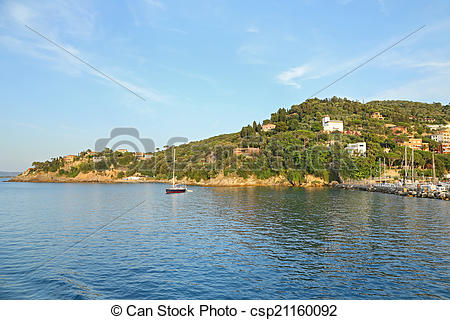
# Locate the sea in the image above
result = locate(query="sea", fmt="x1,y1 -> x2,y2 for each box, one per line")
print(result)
0,178 -> 448,299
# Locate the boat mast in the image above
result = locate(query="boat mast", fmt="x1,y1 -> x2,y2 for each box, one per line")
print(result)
172,147 -> 175,187
432,152 -> 436,184
411,148 -> 414,184
379,158 -> 382,184
404,145 -> 408,184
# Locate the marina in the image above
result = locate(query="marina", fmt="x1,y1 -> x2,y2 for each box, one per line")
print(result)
337,182 -> 450,200
339,145 -> 450,200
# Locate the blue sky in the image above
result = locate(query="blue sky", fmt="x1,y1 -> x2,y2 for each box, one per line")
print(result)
1,0 -> 449,171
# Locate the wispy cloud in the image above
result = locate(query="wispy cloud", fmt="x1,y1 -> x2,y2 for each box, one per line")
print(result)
0,0 -> 96,75
6,2 -> 34,24
275,23 -> 437,93
276,65 -> 311,88
245,26 -> 259,33
372,74 -> 450,102
145,0 -> 165,9
118,79 -> 168,103
237,44 -> 267,64
0,1 -> 168,104
1,0 -> 96,37
377,50 -> 450,74
128,0 -> 187,35
283,34 -> 297,42
159,65 -> 216,85
413,61 -> 450,69
376,0 -> 387,14
14,121 -> 44,130
0,34 -> 85,76
336,0 -> 352,5
371,55 -> 450,102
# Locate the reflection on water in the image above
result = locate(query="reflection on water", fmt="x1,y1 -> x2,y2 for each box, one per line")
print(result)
0,179 -> 448,299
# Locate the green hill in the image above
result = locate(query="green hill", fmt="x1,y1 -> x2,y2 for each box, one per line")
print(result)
24,98 -> 450,185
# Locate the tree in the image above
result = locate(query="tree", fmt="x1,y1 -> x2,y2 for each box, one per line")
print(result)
311,122 -> 321,132
386,152 -> 400,169
276,122 -> 288,132
288,118 -> 300,131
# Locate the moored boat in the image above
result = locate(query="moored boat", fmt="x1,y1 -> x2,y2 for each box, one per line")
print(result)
166,147 -> 187,194
166,185 -> 187,194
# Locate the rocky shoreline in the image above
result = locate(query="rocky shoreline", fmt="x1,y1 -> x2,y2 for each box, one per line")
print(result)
8,172 -> 331,188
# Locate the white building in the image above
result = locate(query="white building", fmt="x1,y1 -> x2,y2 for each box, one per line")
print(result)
322,116 -> 343,133
431,130 -> 450,143
431,133 -> 443,143
426,124 -> 443,131
427,124 -> 450,131
93,156 -> 106,163
345,142 -> 366,156
123,176 -> 142,181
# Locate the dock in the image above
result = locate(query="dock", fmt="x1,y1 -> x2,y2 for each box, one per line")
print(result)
336,183 -> 450,201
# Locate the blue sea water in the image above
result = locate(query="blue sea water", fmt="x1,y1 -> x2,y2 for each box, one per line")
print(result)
0,179 -> 448,299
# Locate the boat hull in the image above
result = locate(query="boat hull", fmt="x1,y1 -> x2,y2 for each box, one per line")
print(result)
166,188 -> 187,194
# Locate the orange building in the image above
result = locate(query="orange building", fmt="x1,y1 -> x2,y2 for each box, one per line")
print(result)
344,129 -> 361,136
371,112 -> 384,120
391,126 -> 407,135
439,142 -> 450,154
64,155 -> 76,162
262,123 -> 276,132
402,138 -> 423,150
233,147 -> 261,156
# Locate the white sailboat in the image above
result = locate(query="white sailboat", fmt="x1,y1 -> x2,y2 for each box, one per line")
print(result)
166,147 -> 187,194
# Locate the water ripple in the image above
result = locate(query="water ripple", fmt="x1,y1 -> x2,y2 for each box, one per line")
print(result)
0,181 -> 448,299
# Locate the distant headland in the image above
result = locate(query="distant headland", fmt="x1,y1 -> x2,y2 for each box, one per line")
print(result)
10,98 -> 450,186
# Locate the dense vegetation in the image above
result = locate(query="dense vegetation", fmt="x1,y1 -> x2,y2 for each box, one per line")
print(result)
28,98 -> 450,184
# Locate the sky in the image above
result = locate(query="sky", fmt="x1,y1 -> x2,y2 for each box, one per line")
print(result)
1,0 -> 450,171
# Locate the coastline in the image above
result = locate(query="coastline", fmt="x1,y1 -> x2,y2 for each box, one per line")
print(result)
8,172 -> 330,188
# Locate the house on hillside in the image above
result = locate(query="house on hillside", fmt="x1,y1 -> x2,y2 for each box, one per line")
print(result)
93,156 -> 106,163
322,116 -> 343,133
344,129 -> 361,136
391,126 -> 408,135
402,138 -> 427,150
116,149 -> 128,153
64,155 -> 76,163
431,129 -> 450,143
371,112 -> 384,120
345,142 -> 366,156
134,152 -> 145,160
441,130 -> 450,142
233,147 -> 261,156
439,142 -> 450,154
262,123 -> 276,132
430,133 -> 443,143
206,152 -> 216,163
426,124 -> 445,131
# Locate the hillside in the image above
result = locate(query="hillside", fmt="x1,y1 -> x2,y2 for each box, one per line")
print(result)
13,98 -> 450,186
